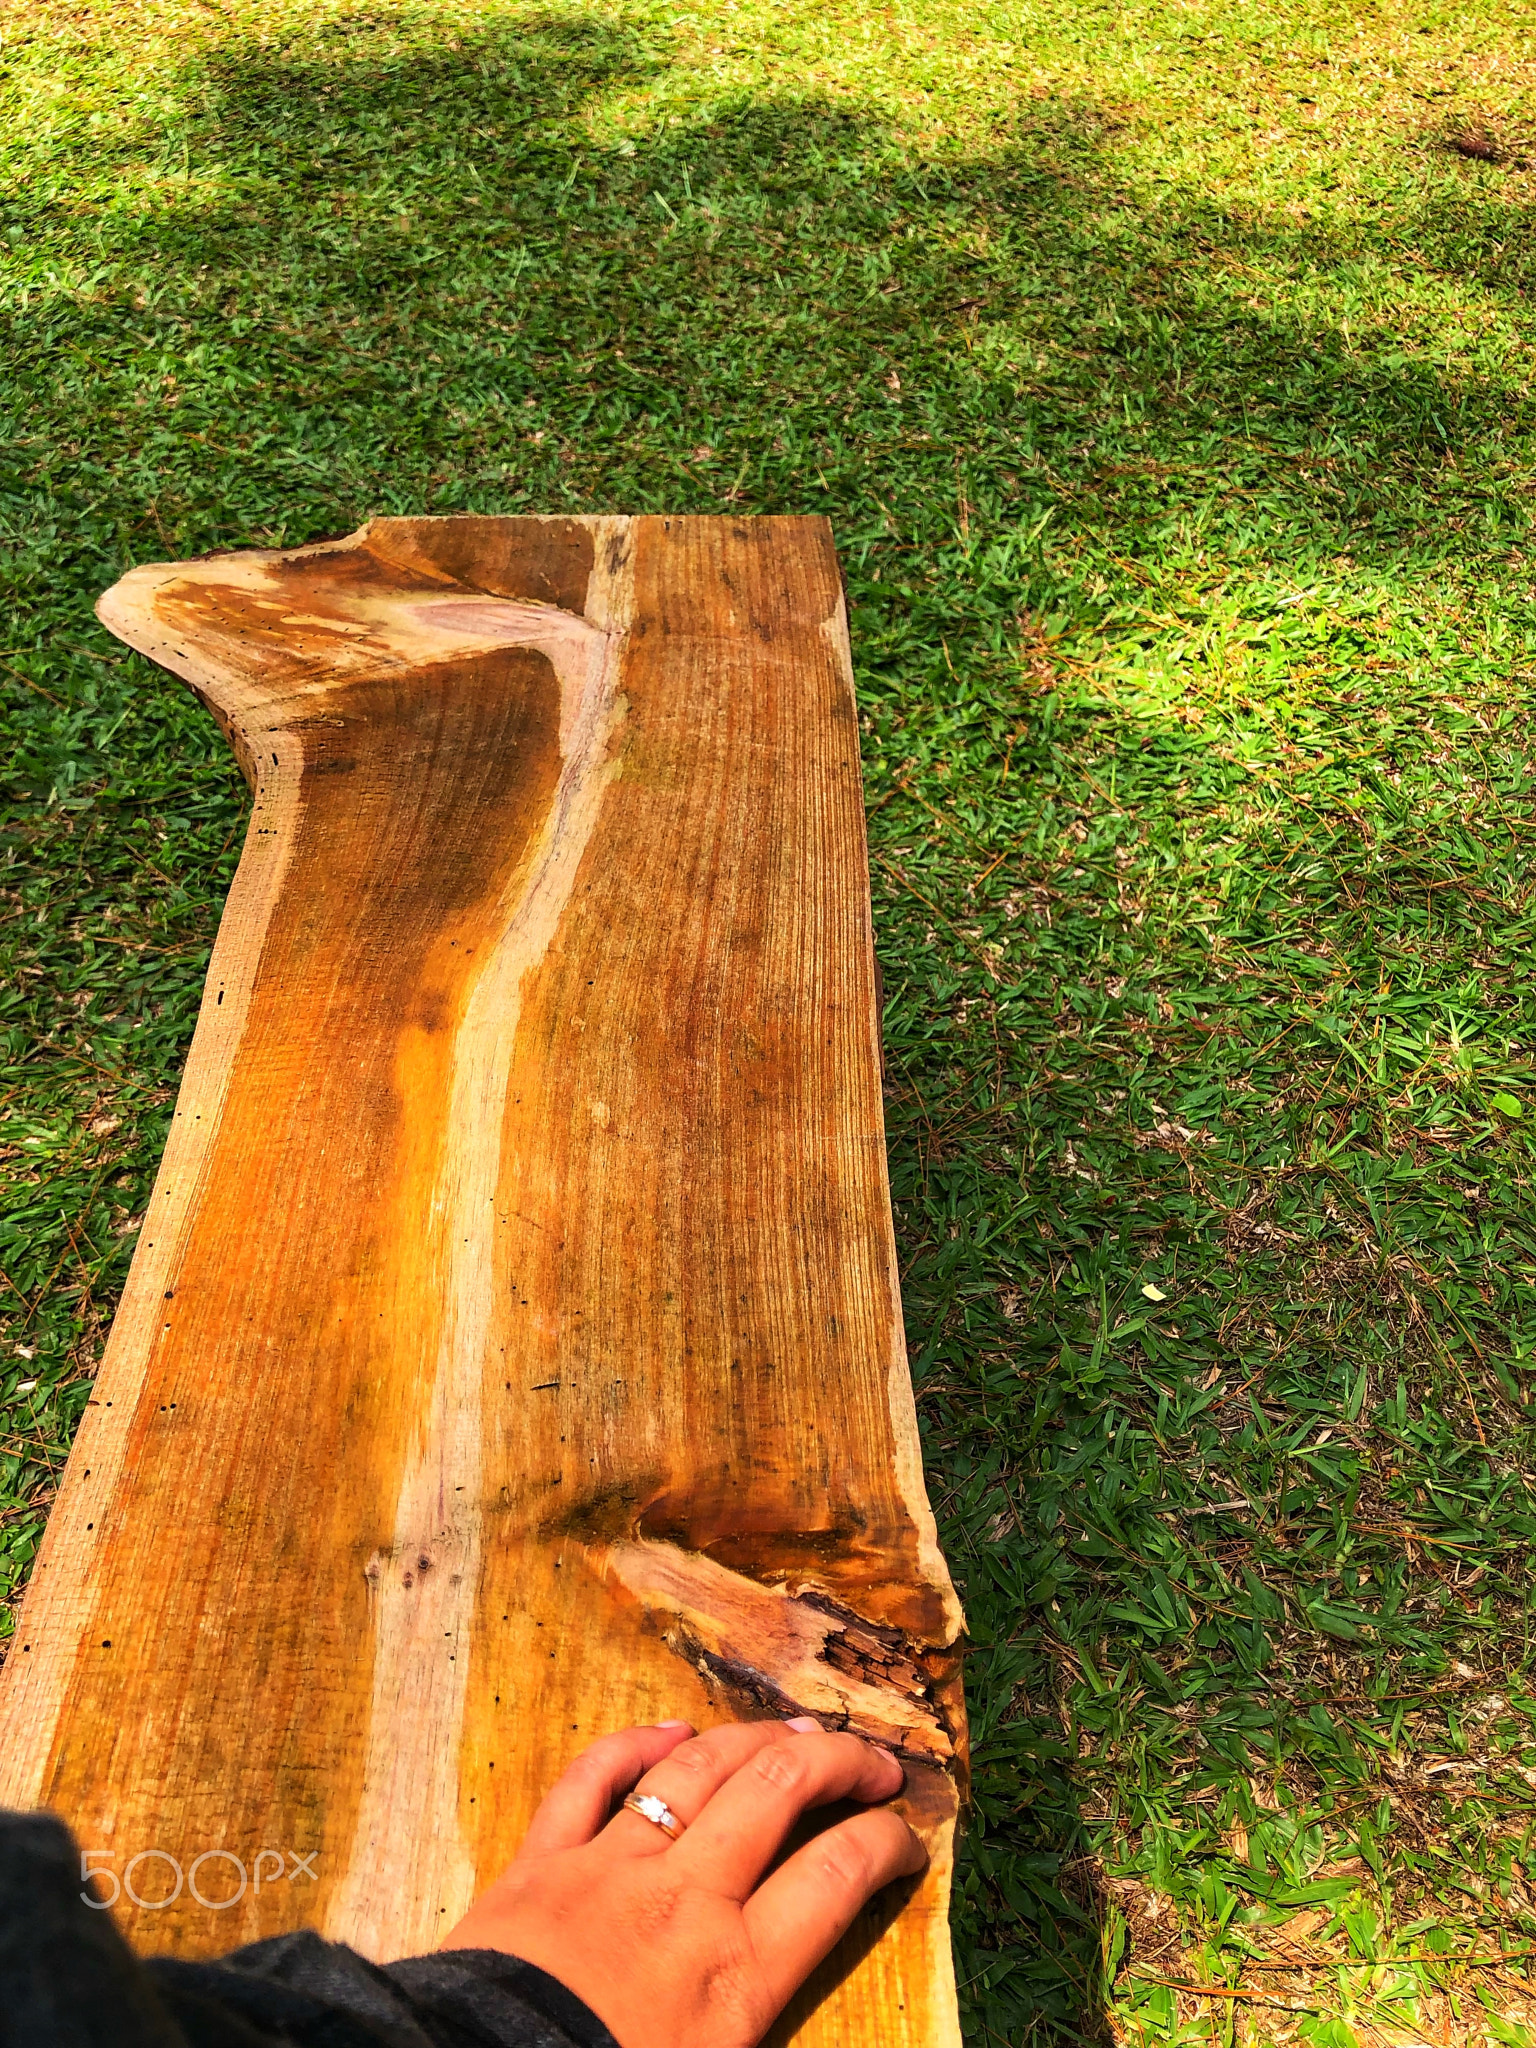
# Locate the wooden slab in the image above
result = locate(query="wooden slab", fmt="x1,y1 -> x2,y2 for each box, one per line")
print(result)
0,516 -> 965,2046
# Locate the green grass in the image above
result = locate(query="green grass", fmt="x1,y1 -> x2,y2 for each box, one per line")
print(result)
6,0 -> 1536,2038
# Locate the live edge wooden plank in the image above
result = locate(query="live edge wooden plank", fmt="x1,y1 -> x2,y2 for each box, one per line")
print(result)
0,515 -> 966,2047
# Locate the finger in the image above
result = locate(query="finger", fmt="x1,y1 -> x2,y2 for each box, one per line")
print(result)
518,1722 -> 695,1857
742,1809 -> 928,2011
674,1729 -> 905,1896
604,1720 -> 796,1857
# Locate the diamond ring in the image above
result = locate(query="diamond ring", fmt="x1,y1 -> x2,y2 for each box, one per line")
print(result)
622,1792 -> 685,1840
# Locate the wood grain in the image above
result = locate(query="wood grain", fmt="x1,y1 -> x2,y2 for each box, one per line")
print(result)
0,515 -> 965,2047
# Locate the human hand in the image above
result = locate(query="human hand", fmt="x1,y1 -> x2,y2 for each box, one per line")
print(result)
441,1718 -> 927,2048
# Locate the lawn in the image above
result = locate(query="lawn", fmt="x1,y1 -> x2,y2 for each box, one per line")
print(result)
5,0 -> 1536,2038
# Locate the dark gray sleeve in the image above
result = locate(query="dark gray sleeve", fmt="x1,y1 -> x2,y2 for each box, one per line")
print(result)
0,1807 -> 619,2048
155,1931 -> 622,2048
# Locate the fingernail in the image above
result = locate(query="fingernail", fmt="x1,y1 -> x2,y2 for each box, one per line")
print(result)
655,1719 -> 693,1730
784,1715 -> 821,1732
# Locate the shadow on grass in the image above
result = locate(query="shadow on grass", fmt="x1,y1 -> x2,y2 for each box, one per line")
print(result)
6,9 -> 1536,2043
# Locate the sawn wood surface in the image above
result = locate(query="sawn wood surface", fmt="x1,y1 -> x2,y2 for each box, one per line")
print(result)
0,515 -> 966,2048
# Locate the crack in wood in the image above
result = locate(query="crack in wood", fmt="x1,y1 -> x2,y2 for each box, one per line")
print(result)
599,1536 -> 962,1776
